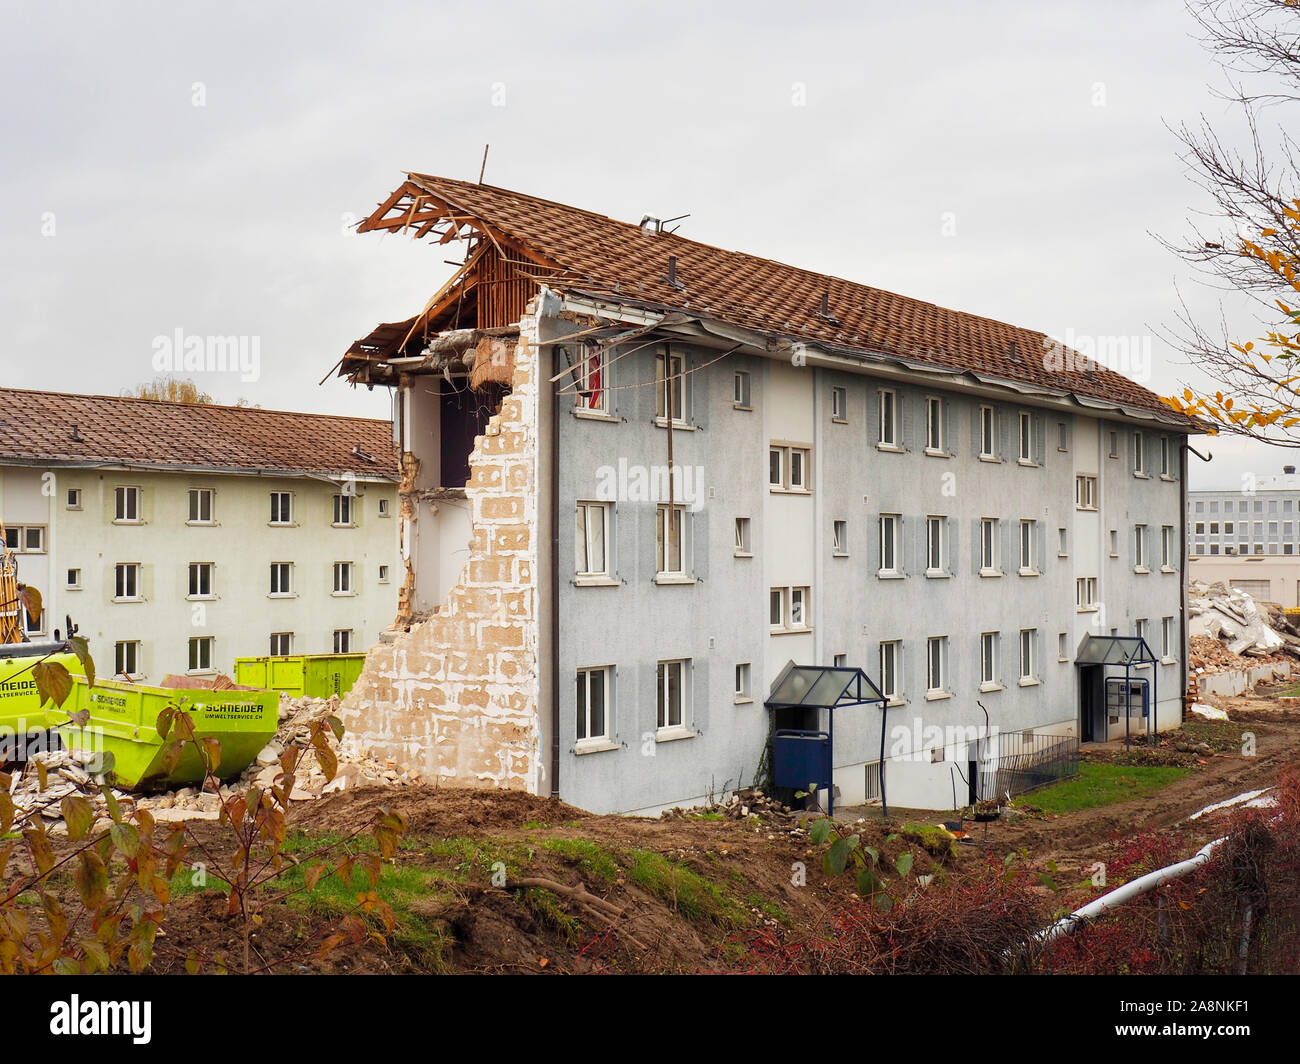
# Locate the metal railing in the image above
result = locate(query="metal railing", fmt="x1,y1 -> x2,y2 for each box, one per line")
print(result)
979,735 -> 1080,802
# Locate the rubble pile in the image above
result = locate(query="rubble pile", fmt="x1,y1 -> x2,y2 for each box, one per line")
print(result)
7,692 -> 420,832
1188,580 -> 1299,670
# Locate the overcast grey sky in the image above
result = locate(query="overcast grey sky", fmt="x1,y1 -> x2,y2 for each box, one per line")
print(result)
0,0 -> 1289,488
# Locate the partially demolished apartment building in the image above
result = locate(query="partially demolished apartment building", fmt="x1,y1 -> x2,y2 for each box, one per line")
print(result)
336,173 -> 1198,814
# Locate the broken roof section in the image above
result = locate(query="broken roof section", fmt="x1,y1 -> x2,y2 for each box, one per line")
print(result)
0,387 -> 399,479
1075,635 -> 1157,666
340,172 -> 1198,428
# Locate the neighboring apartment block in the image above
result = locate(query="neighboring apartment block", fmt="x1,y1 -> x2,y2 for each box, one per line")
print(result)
334,173 -> 1198,814
0,389 -> 400,680
1188,466 -> 1300,605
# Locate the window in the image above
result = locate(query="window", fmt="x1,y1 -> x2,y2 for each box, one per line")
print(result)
833,654 -> 847,668
333,629 -> 352,653
1075,474 -> 1097,509
925,397 -> 944,452
1161,616 -> 1176,660
833,520 -> 848,555
1109,529 -> 1119,556
2,526 -> 45,553
879,641 -> 901,702
656,659 -> 687,730
1018,411 -> 1033,462
926,515 -> 946,573
790,587 -> 809,628
733,370 -> 751,408
878,390 -> 898,446
734,517 -> 752,555
1132,431 -> 1146,475
378,498 -> 390,517
333,562 -> 354,594
1058,632 -> 1070,661
735,663 -> 751,700
576,501 -> 610,577
769,588 -> 786,628
770,587 -> 810,631
114,563 -> 140,600
378,565 -> 390,583
1076,576 -> 1098,610
187,489 -> 213,524
865,761 -> 882,801
1057,421 -> 1068,451
831,386 -> 847,422
188,636 -> 214,674
270,492 -> 292,525
768,445 -> 810,491
980,518 -> 998,572
66,488 -> 82,510
1019,520 -> 1035,572
1057,527 -> 1068,555
1160,436 -> 1172,477
187,562 -> 213,598
1226,522 -> 1234,534
926,636 -> 946,694
1108,430 -> 1119,458
1136,619 -> 1149,654
1194,522 -> 1205,535
1161,526 -> 1175,569
332,493 -> 354,527
270,632 -> 293,656
114,641 -> 140,678
1019,628 -> 1037,682
575,346 -> 608,413
979,405 -> 996,458
980,632 -> 998,686
655,349 -> 685,422
879,514 -> 900,573
114,486 -> 140,523
270,563 -> 292,596
576,667 -> 610,741
66,568 -> 81,589
1134,524 -> 1148,570
656,505 -> 685,576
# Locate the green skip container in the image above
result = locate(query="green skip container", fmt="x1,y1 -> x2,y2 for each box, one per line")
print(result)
57,677 -> 278,790
233,654 -> 365,700
0,641 -> 87,750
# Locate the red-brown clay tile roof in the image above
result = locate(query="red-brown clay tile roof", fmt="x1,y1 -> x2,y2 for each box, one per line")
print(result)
385,173 -> 1192,425
0,388 -> 399,478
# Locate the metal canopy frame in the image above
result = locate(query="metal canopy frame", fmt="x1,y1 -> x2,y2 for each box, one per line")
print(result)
1074,634 -> 1159,750
764,664 -> 889,817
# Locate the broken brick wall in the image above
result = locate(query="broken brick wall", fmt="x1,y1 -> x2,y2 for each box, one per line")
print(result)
338,325 -> 541,791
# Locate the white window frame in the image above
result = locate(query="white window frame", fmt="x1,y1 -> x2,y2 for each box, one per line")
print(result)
768,444 -> 811,492
114,486 -> 141,524
655,349 -> 686,425
114,640 -> 140,679
769,587 -> 787,630
1076,576 -> 1098,611
1135,524 -> 1149,572
1161,616 -> 1176,662
187,561 -> 214,599
733,370 -> 751,409
575,501 -> 611,579
187,488 -> 214,525
270,491 -> 293,525
879,514 -> 901,574
1019,628 -> 1037,684
926,515 -> 947,575
333,629 -> 353,653
1075,474 -> 1097,510
113,562 -> 141,601
332,561 -> 355,595
270,562 -> 293,597
831,386 -> 847,422
1019,520 -> 1035,574
734,516 -> 752,556
1161,525 -> 1176,571
656,658 -> 688,733
270,632 -> 293,656
187,636 -> 214,675
66,567 -> 82,589
980,632 -> 999,688
1018,411 -> 1034,463
575,345 -> 609,414
979,405 -> 996,459
832,519 -> 848,556
735,662 -> 752,702
878,389 -> 898,448
576,666 -> 611,743
926,636 -> 947,697
66,488 -> 82,510
656,504 -> 687,578
332,493 -> 355,527
925,396 -> 944,453
789,587 -> 809,629
879,641 -> 901,704
980,517 -> 999,575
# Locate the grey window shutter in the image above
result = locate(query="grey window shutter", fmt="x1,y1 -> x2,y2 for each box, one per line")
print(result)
1002,519 -> 1016,574
1035,520 -> 1046,573
867,387 -> 880,444
947,517 -> 959,576
901,394 -> 914,452
972,406 -> 983,454
1033,415 -> 1045,465
972,518 -> 983,575
944,400 -> 958,456
998,406 -> 1013,461
870,514 -> 881,570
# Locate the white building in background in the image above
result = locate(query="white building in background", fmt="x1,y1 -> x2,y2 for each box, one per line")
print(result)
0,388 -> 399,679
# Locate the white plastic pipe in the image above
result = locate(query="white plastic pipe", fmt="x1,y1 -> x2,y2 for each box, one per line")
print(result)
1029,837 -> 1225,949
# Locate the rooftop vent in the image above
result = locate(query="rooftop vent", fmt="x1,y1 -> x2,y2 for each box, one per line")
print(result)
70,423 -> 83,443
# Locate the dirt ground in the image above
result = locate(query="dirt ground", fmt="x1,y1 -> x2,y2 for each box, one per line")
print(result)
24,687 -> 1300,975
